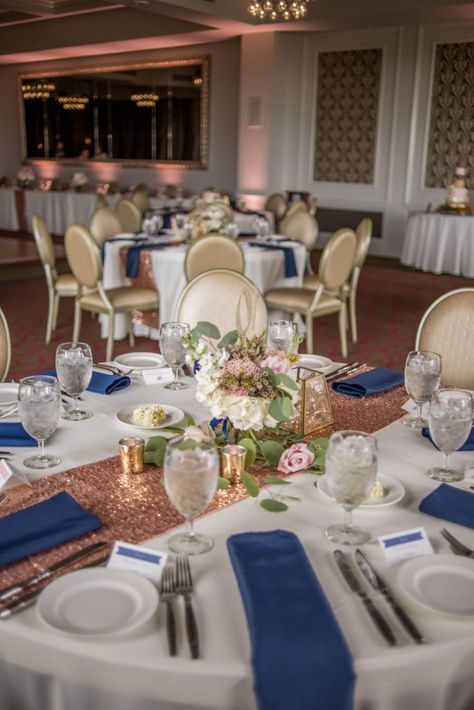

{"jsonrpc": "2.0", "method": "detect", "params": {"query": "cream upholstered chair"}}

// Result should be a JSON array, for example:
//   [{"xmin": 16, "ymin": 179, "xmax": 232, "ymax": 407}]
[
  {"xmin": 65, "ymin": 224, "xmax": 159, "ymax": 361},
  {"xmin": 177, "ymin": 269, "xmax": 267, "ymax": 337},
  {"xmin": 415, "ymin": 288, "xmax": 474, "ymax": 389},
  {"xmin": 284, "ymin": 199, "xmax": 308, "ymax": 220},
  {"xmin": 89, "ymin": 206, "xmax": 122, "ymax": 247},
  {"xmin": 131, "ymin": 185, "xmax": 150, "ymax": 214},
  {"xmin": 280, "ymin": 210, "xmax": 319, "ymax": 275},
  {"xmin": 115, "ymin": 198, "xmax": 142, "ymax": 233},
  {"xmin": 0, "ymin": 307, "xmax": 11, "ymax": 382},
  {"xmin": 32, "ymin": 213, "xmax": 79, "ymax": 343},
  {"xmin": 184, "ymin": 235, "xmax": 245, "ymax": 282},
  {"xmin": 264, "ymin": 193, "xmax": 287, "ymax": 226},
  {"xmin": 308, "ymin": 196, "xmax": 318, "ymax": 216},
  {"xmin": 265, "ymin": 228, "xmax": 357, "ymax": 356},
  {"xmin": 347, "ymin": 218, "xmax": 373, "ymax": 343}
]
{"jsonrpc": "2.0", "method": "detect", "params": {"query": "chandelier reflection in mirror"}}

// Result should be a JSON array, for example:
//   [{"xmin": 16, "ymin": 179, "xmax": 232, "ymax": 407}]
[{"xmin": 247, "ymin": 0, "xmax": 309, "ymax": 21}]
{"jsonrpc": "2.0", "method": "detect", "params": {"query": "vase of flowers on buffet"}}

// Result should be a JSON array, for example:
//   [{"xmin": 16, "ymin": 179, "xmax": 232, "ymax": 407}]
[
  {"xmin": 16, "ymin": 167, "xmax": 36, "ymax": 189},
  {"xmin": 70, "ymin": 171, "xmax": 90, "ymax": 192}
]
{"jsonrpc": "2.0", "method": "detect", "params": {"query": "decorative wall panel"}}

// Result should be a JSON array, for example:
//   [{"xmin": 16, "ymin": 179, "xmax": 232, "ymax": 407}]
[
  {"xmin": 425, "ymin": 42, "xmax": 474, "ymax": 189},
  {"xmin": 313, "ymin": 48, "xmax": 382, "ymax": 184}
]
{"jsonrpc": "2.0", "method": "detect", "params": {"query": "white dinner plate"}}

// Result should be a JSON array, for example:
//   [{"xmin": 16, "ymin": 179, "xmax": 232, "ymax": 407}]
[
  {"xmin": 293, "ymin": 354, "xmax": 333, "ymax": 373},
  {"xmin": 398, "ymin": 555, "xmax": 474, "ymax": 616},
  {"xmin": 0, "ymin": 383, "xmax": 18, "ymax": 407},
  {"xmin": 37, "ymin": 568, "xmax": 159, "ymax": 637},
  {"xmin": 317, "ymin": 473, "xmax": 405, "ymax": 508},
  {"xmin": 114, "ymin": 352, "xmax": 165, "ymax": 370},
  {"xmin": 116, "ymin": 403, "xmax": 184, "ymax": 430}
]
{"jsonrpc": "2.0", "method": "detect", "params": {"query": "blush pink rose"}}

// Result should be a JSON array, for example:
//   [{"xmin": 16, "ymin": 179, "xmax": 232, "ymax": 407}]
[
  {"xmin": 260, "ymin": 354, "xmax": 292, "ymax": 375},
  {"xmin": 277, "ymin": 442, "xmax": 315, "ymax": 474}
]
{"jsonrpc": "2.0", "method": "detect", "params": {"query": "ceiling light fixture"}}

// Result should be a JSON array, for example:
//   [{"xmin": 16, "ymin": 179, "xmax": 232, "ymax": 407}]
[
  {"xmin": 247, "ymin": 0, "xmax": 309, "ymax": 21},
  {"xmin": 22, "ymin": 81, "xmax": 55, "ymax": 99},
  {"xmin": 131, "ymin": 92, "xmax": 159, "ymax": 108},
  {"xmin": 57, "ymin": 96, "xmax": 89, "ymax": 110}
]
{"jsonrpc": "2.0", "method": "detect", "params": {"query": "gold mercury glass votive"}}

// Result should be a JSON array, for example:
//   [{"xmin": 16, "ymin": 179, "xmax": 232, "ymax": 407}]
[
  {"xmin": 119, "ymin": 437, "xmax": 145, "ymax": 475},
  {"xmin": 221, "ymin": 444, "xmax": 247, "ymax": 485}
]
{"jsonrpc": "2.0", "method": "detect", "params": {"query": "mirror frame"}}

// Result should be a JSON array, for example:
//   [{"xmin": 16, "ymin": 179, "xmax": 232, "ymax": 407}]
[{"xmin": 18, "ymin": 55, "xmax": 209, "ymax": 170}]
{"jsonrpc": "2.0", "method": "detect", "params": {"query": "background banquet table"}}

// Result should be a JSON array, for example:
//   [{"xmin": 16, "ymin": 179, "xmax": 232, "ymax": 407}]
[
  {"xmin": 22, "ymin": 191, "xmax": 122, "ymax": 235},
  {"xmin": 401, "ymin": 212, "xmax": 474, "ymax": 277},
  {"xmin": 101, "ymin": 237, "xmax": 307, "ymax": 339},
  {"xmin": 0, "ymin": 188, "xmax": 20, "ymax": 231},
  {"xmin": 0, "ymin": 377, "xmax": 474, "ymax": 710}
]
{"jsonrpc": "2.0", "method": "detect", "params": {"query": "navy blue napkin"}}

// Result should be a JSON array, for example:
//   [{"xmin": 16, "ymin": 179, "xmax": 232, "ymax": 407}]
[
  {"xmin": 0, "ymin": 423, "xmax": 36, "ymax": 447},
  {"xmin": 419, "ymin": 484, "xmax": 474, "ymax": 529},
  {"xmin": 0, "ymin": 492, "xmax": 102, "ymax": 567},
  {"xmin": 332, "ymin": 367, "xmax": 404, "ymax": 398},
  {"xmin": 248, "ymin": 242, "xmax": 298, "ymax": 278},
  {"xmin": 43, "ymin": 369, "xmax": 130, "ymax": 395},
  {"xmin": 126, "ymin": 242, "xmax": 173, "ymax": 278},
  {"xmin": 421, "ymin": 427, "xmax": 474, "ymax": 451},
  {"xmin": 227, "ymin": 530, "xmax": 355, "ymax": 710}
]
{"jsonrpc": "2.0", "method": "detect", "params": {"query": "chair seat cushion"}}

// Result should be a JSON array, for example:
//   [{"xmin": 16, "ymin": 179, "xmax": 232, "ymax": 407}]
[
  {"xmin": 302, "ymin": 274, "xmax": 321, "ymax": 290},
  {"xmin": 80, "ymin": 287, "xmax": 159, "ymax": 312},
  {"xmin": 265, "ymin": 288, "xmax": 341, "ymax": 315},
  {"xmin": 55, "ymin": 272, "xmax": 79, "ymax": 295}
]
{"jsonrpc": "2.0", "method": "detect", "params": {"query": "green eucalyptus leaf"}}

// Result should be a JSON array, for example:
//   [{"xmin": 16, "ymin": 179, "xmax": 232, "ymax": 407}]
[
  {"xmin": 308, "ymin": 437, "xmax": 329, "ymax": 452},
  {"xmin": 186, "ymin": 415, "xmax": 196, "ymax": 427},
  {"xmin": 265, "ymin": 475, "xmax": 291, "ymax": 486},
  {"xmin": 177, "ymin": 439, "xmax": 197, "ymax": 451},
  {"xmin": 217, "ymin": 329, "xmax": 238, "ymax": 349},
  {"xmin": 260, "ymin": 499, "xmax": 288, "ymax": 512},
  {"xmin": 268, "ymin": 397, "xmax": 287, "ymax": 422},
  {"xmin": 153, "ymin": 438, "xmax": 168, "ymax": 467},
  {"xmin": 260, "ymin": 440, "xmax": 285, "ymax": 466},
  {"xmin": 238, "ymin": 437, "xmax": 256, "ymax": 466},
  {"xmin": 275, "ymin": 373, "xmax": 299, "ymax": 391},
  {"xmin": 146, "ymin": 436, "xmax": 168, "ymax": 451},
  {"xmin": 195, "ymin": 321, "xmax": 221, "ymax": 339},
  {"xmin": 240, "ymin": 470, "xmax": 259, "ymax": 497},
  {"xmin": 217, "ymin": 476, "xmax": 230, "ymax": 490}
]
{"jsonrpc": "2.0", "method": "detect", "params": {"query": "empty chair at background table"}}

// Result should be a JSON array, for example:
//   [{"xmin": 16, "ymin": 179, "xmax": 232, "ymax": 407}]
[
  {"xmin": 89, "ymin": 206, "xmax": 122, "ymax": 247},
  {"xmin": 184, "ymin": 235, "xmax": 245, "ymax": 282},
  {"xmin": 116, "ymin": 199, "xmax": 142, "ymax": 233}
]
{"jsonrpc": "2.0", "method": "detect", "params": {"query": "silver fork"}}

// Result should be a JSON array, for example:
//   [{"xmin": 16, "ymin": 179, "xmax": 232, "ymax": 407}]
[
  {"xmin": 441, "ymin": 528, "xmax": 474, "ymax": 558},
  {"xmin": 160, "ymin": 566, "xmax": 178, "ymax": 656},
  {"xmin": 176, "ymin": 555, "xmax": 199, "ymax": 659}
]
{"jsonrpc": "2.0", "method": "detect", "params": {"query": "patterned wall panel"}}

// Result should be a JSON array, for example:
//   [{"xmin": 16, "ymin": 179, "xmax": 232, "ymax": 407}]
[
  {"xmin": 313, "ymin": 48, "xmax": 382, "ymax": 184},
  {"xmin": 425, "ymin": 42, "xmax": 474, "ymax": 189}
]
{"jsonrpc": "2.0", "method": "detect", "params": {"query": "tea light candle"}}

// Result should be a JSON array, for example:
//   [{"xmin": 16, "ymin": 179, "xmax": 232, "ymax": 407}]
[
  {"xmin": 221, "ymin": 444, "xmax": 247, "ymax": 485},
  {"xmin": 119, "ymin": 437, "xmax": 145, "ymax": 475}
]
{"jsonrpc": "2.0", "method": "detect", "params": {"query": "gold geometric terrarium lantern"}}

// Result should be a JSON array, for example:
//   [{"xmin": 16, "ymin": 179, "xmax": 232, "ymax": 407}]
[{"xmin": 283, "ymin": 367, "xmax": 333, "ymax": 437}]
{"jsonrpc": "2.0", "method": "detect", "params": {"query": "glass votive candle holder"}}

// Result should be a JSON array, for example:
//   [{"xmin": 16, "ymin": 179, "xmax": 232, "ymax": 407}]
[
  {"xmin": 221, "ymin": 444, "xmax": 247, "ymax": 485},
  {"xmin": 119, "ymin": 437, "xmax": 145, "ymax": 475}
]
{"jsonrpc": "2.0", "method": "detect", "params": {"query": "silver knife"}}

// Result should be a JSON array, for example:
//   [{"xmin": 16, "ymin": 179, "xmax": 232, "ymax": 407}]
[
  {"xmin": 326, "ymin": 363, "xmax": 363, "ymax": 383},
  {"xmin": 334, "ymin": 550, "xmax": 396, "ymax": 646},
  {"xmin": 0, "ymin": 541, "xmax": 109, "ymax": 603},
  {"xmin": 0, "ymin": 553, "xmax": 110, "ymax": 619},
  {"xmin": 355, "ymin": 549, "xmax": 426, "ymax": 645}
]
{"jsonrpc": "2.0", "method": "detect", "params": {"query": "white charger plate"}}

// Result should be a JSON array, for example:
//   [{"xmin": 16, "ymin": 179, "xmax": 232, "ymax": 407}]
[
  {"xmin": 114, "ymin": 352, "xmax": 165, "ymax": 371},
  {"xmin": 37, "ymin": 568, "xmax": 158, "ymax": 637},
  {"xmin": 398, "ymin": 555, "xmax": 474, "ymax": 616},
  {"xmin": 293, "ymin": 355, "xmax": 333, "ymax": 373},
  {"xmin": 317, "ymin": 473, "xmax": 405, "ymax": 508},
  {"xmin": 0, "ymin": 383, "xmax": 19, "ymax": 407},
  {"xmin": 116, "ymin": 403, "xmax": 184, "ymax": 430}
]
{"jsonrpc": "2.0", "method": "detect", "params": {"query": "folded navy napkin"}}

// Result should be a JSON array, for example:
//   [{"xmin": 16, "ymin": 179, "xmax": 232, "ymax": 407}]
[
  {"xmin": 126, "ymin": 242, "xmax": 173, "ymax": 278},
  {"xmin": 0, "ymin": 492, "xmax": 102, "ymax": 567},
  {"xmin": 227, "ymin": 530, "xmax": 355, "ymax": 710},
  {"xmin": 332, "ymin": 367, "xmax": 404, "ymax": 398},
  {"xmin": 421, "ymin": 427, "xmax": 474, "ymax": 451},
  {"xmin": 419, "ymin": 484, "xmax": 474, "ymax": 529},
  {"xmin": 43, "ymin": 369, "xmax": 130, "ymax": 395},
  {"xmin": 0, "ymin": 423, "xmax": 36, "ymax": 447},
  {"xmin": 248, "ymin": 242, "xmax": 298, "ymax": 278}
]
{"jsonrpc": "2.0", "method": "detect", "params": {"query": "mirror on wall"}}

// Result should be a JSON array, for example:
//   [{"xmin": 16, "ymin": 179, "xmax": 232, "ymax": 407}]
[{"xmin": 19, "ymin": 57, "xmax": 209, "ymax": 169}]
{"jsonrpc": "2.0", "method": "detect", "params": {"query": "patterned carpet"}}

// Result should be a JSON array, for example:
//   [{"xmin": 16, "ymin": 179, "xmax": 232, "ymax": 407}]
[{"xmin": 0, "ymin": 263, "xmax": 469, "ymax": 380}]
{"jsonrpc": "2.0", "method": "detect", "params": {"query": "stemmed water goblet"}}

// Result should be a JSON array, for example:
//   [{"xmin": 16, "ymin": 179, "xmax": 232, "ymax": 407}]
[
  {"xmin": 267, "ymin": 319, "xmax": 299, "ymax": 355},
  {"xmin": 253, "ymin": 216, "xmax": 270, "ymax": 241},
  {"xmin": 56, "ymin": 342, "xmax": 93, "ymax": 420},
  {"xmin": 174, "ymin": 213, "xmax": 187, "ymax": 230},
  {"xmin": 403, "ymin": 350, "xmax": 442, "ymax": 428},
  {"xmin": 325, "ymin": 430, "xmax": 378, "ymax": 546},
  {"xmin": 18, "ymin": 375, "xmax": 61, "ymax": 469},
  {"xmin": 159, "ymin": 322, "xmax": 191, "ymax": 390},
  {"xmin": 427, "ymin": 389, "xmax": 473, "ymax": 482},
  {"xmin": 163, "ymin": 435, "xmax": 219, "ymax": 554}
]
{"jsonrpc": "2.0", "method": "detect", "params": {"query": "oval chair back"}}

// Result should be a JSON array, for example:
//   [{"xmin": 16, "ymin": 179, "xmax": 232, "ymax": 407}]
[
  {"xmin": 280, "ymin": 210, "xmax": 318, "ymax": 252},
  {"xmin": 284, "ymin": 199, "xmax": 308, "ymax": 220},
  {"xmin": 318, "ymin": 229, "xmax": 357, "ymax": 292},
  {"xmin": 65, "ymin": 224, "xmax": 102, "ymax": 290},
  {"xmin": 89, "ymin": 206, "xmax": 122, "ymax": 247},
  {"xmin": 116, "ymin": 198, "xmax": 142, "ymax": 233},
  {"xmin": 0, "ymin": 307, "xmax": 11, "ymax": 382},
  {"xmin": 264, "ymin": 193, "xmax": 287, "ymax": 222},
  {"xmin": 131, "ymin": 188, "xmax": 150, "ymax": 214},
  {"xmin": 184, "ymin": 235, "xmax": 245, "ymax": 282},
  {"xmin": 32, "ymin": 213, "xmax": 55, "ymax": 269},
  {"xmin": 354, "ymin": 218, "xmax": 373, "ymax": 270}
]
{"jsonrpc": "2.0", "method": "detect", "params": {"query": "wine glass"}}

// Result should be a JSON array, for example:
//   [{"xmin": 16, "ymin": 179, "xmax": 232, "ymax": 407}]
[
  {"xmin": 253, "ymin": 216, "xmax": 270, "ymax": 240},
  {"xmin": 159, "ymin": 322, "xmax": 191, "ymax": 390},
  {"xmin": 427, "ymin": 389, "xmax": 473, "ymax": 482},
  {"xmin": 164, "ymin": 435, "xmax": 219, "ymax": 554},
  {"xmin": 325, "ymin": 430, "xmax": 377, "ymax": 546},
  {"xmin": 174, "ymin": 213, "xmax": 187, "ymax": 230},
  {"xmin": 56, "ymin": 342, "xmax": 93, "ymax": 420},
  {"xmin": 267, "ymin": 320, "xmax": 299, "ymax": 355},
  {"xmin": 403, "ymin": 350, "xmax": 442, "ymax": 428},
  {"xmin": 18, "ymin": 375, "xmax": 61, "ymax": 469}
]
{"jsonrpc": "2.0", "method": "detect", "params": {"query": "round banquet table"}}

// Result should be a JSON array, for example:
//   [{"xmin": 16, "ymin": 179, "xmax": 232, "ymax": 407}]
[
  {"xmin": 0, "ymin": 188, "xmax": 20, "ymax": 231},
  {"xmin": 401, "ymin": 212, "xmax": 474, "ymax": 277},
  {"xmin": 101, "ymin": 237, "xmax": 307, "ymax": 340},
  {"xmin": 0, "ymin": 378, "xmax": 474, "ymax": 710}
]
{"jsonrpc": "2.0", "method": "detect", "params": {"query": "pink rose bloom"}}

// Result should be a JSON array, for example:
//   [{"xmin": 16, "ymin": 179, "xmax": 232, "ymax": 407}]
[
  {"xmin": 277, "ymin": 443, "xmax": 315, "ymax": 474},
  {"xmin": 260, "ymin": 354, "xmax": 292, "ymax": 375}
]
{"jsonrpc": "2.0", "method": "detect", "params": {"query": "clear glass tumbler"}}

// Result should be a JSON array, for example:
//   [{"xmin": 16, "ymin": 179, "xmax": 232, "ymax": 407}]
[
  {"xmin": 56, "ymin": 342, "xmax": 93, "ymax": 421},
  {"xmin": 428, "ymin": 389, "xmax": 473, "ymax": 482}
]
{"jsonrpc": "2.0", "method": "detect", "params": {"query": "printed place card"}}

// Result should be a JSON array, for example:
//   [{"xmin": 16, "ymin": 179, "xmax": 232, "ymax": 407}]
[
  {"xmin": 107, "ymin": 541, "xmax": 168, "ymax": 583},
  {"xmin": 378, "ymin": 527, "xmax": 434, "ymax": 566},
  {"xmin": 143, "ymin": 367, "xmax": 174, "ymax": 385},
  {"xmin": 0, "ymin": 460, "xmax": 31, "ymax": 489}
]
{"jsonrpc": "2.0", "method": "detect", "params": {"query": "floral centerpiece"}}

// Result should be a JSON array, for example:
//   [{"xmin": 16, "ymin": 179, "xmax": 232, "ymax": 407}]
[
  {"xmin": 70, "ymin": 171, "xmax": 90, "ymax": 192},
  {"xmin": 16, "ymin": 167, "xmax": 36, "ymax": 189},
  {"xmin": 188, "ymin": 204, "xmax": 232, "ymax": 238}
]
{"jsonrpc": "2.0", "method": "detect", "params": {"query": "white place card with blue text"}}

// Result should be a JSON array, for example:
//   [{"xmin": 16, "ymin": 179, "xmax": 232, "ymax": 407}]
[
  {"xmin": 107, "ymin": 541, "xmax": 168, "ymax": 583},
  {"xmin": 378, "ymin": 527, "xmax": 434, "ymax": 566}
]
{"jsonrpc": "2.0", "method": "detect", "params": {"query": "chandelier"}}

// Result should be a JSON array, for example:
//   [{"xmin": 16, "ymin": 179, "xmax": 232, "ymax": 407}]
[
  {"xmin": 131, "ymin": 92, "xmax": 159, "ymax": 108},
  {"xmin": 21, "ymin": 81, "xmax": 55, "ymax": 100},
  {"xmin": 247, "ymin": 0, "xmax": 309, "ymax": 21},
  {"xmin": 57, "ymin": 96, "xmax": 89, "ymax": 110}
]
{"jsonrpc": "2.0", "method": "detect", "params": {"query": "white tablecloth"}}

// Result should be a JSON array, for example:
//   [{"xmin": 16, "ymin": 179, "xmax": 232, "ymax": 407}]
[
  {"xmin": 101, "ymin": 237, "xmax": 307, "ymax": 339},
  {"xmin": 0, "ymin": 188, "xmax": 19, "ymax": 231},
  {"xmin": 1, "ymin": 379, "xmax": 474, "ymax": 710},
  {"xmin": 23, "ymin": 191, "xmax": 122, "ymax": 235},
  {"xmin": 401, "ymin": 212, "xmax": 474, "ymax": 277}
]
